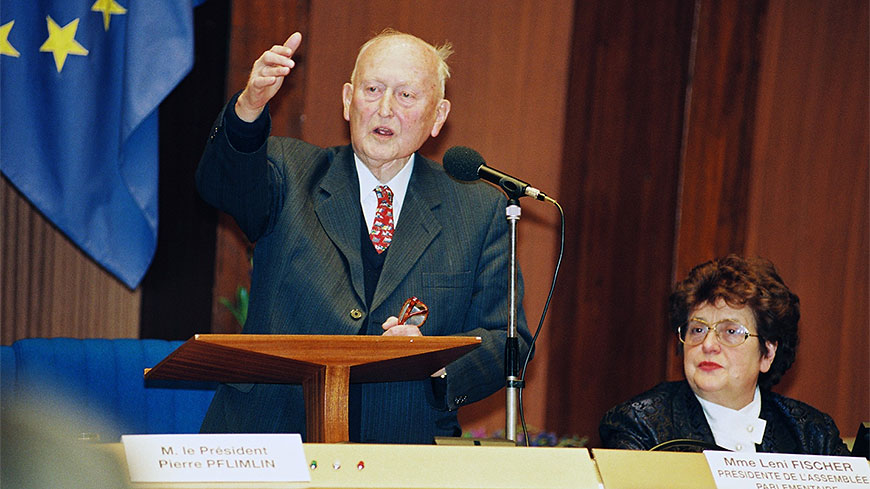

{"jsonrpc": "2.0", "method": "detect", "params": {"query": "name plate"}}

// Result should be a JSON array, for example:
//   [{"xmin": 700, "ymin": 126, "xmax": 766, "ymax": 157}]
[
  {"xmin": 704, "ymin": 451, "xmax": 870, "ymax": 489},
  {"xmin": 121, "ymin": 433, "xmax": 310, "ymax": 483}
]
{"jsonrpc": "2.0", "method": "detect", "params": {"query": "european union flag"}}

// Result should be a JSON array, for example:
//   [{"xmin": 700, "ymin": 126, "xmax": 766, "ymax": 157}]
[{"xmin": 0, "ymin": 1, "xmax": 197, "ymax": 288}]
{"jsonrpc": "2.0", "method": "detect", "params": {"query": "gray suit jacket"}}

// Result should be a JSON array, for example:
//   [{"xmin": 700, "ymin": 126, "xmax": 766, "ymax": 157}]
[{"xmin": 195, "ymin": 102, "xmax": 531, "ymax": 443}]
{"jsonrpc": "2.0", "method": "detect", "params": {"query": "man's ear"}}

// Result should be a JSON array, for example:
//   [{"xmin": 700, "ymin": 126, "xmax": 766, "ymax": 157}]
[
  {"xmin": 760, "ymin": 340, "xmax": 778, "ymax": 373},
  {"xmin": 342, "ymin": 83, "xmax": 353, "ymax": 121},
  {"xmin": 430, "ymin": 99, "xmax": 451, "ymax": 137}
]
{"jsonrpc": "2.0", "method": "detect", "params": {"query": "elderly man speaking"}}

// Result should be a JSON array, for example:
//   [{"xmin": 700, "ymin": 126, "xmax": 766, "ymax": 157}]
[{"xmin": 195, "ymin": 29, "xmax": 532, "ymax": 444}]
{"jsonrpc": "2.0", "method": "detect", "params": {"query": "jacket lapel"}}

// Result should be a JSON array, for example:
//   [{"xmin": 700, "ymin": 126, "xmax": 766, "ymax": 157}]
[
  {"xmin": 370, "ymin": 156, "xmax": 443, "ymax": 312},
  {"xmin": 314, "ymin": 146, "xmax": 366, "ymax": 304},
  {"xmin": 676, "ymin": 381, "xmax": 719, "ymax": 446},
  {"xmin": 757, "ymin": 390, "xmax": 795, "ymax": 453}
]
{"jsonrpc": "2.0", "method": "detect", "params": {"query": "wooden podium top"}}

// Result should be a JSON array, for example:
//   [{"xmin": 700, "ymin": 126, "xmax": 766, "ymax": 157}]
[
  {"xmin": 145, "ymin": 334, "xmax": 482, "ymax": 384},
  {"xmin": 143, "ymin": 334, "xmax": 482, "ymax": 443}
]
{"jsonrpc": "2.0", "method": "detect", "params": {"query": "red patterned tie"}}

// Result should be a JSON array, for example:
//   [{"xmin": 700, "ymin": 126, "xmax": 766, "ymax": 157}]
[{"xmin": 369, "ymin": 185, "xmax": 394, "ymax": 253}]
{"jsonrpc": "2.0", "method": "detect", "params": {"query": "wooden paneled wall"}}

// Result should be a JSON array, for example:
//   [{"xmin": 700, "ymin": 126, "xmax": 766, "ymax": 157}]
[
  {"xmin": 741, "ymin": 0, "xmax": 869, "ymax": 437},
  {"xmin": 1, "ymin": 177, "xmax": 140, "ymax": 343},
  {"xmin": 665, "ymin": 0, "xmax": 770, "ymax": 378},
  {"xmin": 547, "ymin": 0, "xmax": 696, "ymax": 443},
  {"xmin": 550, "ymin": 0, "xmax": 868, "ymax": 444}
]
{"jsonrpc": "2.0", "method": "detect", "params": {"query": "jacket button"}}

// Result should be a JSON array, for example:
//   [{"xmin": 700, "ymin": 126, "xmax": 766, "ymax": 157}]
[{"xmin": 349, "ymin": 309, "xmax": 363, "ymax": 320}]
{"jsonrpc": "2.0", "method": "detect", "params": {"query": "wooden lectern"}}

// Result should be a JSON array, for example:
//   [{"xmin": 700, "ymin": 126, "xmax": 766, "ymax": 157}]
[{"xmin": 144, "ymin": 334, "xmax": 481, "ymax": 443}]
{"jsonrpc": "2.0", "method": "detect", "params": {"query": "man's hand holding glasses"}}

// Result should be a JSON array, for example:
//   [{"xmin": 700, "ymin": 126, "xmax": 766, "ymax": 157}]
[
  {"xmin": 381, "ymin": 297, "xmax": 445, "ymax": 378},
  {"xmin": 381, "ymin": 296, "xmax": 429, "ymax": 337}
]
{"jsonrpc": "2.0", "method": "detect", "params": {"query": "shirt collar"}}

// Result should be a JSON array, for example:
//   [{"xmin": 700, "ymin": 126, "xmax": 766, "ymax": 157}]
[
  {"xmin": 355, "ymin": 153, "xmax": 414, "ymax": 229},
  {"xmin": 696, "ymin": 386, "xmax": 766, "ymax": 452}
]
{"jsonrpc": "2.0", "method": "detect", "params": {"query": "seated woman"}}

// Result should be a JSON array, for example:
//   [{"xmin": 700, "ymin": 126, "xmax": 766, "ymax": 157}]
[{"xmin": 599, "ymin": 254, "xmax": 850, "ymax": 454}]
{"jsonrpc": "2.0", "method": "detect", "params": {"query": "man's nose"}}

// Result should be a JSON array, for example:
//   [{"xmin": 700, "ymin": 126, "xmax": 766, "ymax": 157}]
[{"xmin": 378, "ymin": 91, "xmax": 393, "ymax": 117}]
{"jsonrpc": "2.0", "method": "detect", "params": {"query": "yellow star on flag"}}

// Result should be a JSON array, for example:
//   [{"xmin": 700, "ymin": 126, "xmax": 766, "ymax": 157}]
[
  {"xmin": 1, "ymin": 20, "xmax": 19, "ymax": 57},
  {"xmin": 92, "ymin": 0, "xmax": 127, "ymax": 31},
  {"xmin": 39, "ymin": 16, "xmax": 89, "ymax": 73}
]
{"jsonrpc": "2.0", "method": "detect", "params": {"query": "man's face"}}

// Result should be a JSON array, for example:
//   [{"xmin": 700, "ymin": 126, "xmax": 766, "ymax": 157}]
[{"xmin": 342, "ymin": 36, "xmax": 450, "ymax": 174}]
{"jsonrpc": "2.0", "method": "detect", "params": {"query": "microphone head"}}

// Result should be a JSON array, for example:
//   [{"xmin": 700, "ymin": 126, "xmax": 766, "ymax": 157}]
[{"xmin": 443, "ymin": 146, "xmax": 485, "ymax": 181}]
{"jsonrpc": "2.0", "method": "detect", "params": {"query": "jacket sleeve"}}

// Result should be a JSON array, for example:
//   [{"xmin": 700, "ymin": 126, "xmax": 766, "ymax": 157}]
[
  {"xmin": 438, "ymin": 190, "xmax": 533, "ymax": 411},
  {"xmin": 807, "ymin": 410, "xmax": 852, "ymax": 456},
  {"xmin": 194, "ymin": 95, "xmax": 285, "ymax": 242},
  {"xmin": 599, "ymin": 404, "xmax": 658, "ymax": 450}
]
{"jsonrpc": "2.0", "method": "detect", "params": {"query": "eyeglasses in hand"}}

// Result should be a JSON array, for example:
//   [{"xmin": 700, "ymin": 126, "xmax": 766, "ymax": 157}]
[{"xmin": 398, "ymin": 296, "xmax": 429, "ymax": 327}]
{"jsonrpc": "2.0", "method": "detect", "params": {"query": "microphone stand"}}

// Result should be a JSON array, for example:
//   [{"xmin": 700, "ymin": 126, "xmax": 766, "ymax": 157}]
[{"xmin": 504, "ymin": 197, "xmax": 521, "ymax": 443}]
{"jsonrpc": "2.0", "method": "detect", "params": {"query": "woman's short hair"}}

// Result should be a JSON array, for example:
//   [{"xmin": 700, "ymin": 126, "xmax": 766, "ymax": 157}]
[{"xmin": 669, "ymin": 254, "xmax": 800, "ymax": 389}]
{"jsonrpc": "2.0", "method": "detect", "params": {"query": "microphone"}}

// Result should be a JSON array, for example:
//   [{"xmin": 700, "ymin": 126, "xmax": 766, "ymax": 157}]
[{"xmin": 443, "ymin": 146, "xmax": 556, "ymax": 203}]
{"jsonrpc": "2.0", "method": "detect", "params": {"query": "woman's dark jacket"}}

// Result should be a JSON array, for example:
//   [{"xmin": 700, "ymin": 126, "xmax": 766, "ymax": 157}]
[{"xmin": 599, "ymin": 381, "xmax": 851, "ymax": 455}]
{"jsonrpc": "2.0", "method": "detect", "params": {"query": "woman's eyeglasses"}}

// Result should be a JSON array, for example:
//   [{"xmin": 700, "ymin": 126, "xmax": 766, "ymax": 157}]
[{"xmin": 678, "ymin": 318, "xmax": 760, "ymax": 347}]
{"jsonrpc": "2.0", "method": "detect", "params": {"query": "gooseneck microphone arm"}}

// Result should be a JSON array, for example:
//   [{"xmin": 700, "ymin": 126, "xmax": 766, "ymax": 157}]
[{"xmin": 442, "ymin": 146, "xmax": 557, "ymax": 204}]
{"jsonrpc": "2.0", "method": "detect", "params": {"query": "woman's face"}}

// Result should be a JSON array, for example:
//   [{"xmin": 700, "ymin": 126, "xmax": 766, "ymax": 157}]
[{"xmin": 683, "ymin": 299, "xmax": 777, "ymax": 410}]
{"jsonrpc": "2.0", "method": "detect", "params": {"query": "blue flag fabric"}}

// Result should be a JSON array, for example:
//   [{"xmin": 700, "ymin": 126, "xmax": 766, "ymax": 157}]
[{"xmin": 1, "ymin": 1, "xmax": 197, "ymax": 289}]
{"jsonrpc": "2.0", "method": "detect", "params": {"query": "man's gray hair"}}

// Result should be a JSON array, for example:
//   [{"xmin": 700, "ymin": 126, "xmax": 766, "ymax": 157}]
[{"xmin": 350, "ymin": 28, "xmax": 453, "ymax": 99}]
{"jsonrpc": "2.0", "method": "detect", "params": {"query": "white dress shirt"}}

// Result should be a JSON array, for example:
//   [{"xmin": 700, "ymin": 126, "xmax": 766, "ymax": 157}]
[{"xmin": 355, "ymin": 154, "xmax": 414, "ymax": 232}]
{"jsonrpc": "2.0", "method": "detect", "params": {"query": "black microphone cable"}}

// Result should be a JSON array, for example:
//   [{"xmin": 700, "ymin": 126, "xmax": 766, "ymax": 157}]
[{"xmin": 517, "ymin": 199, "xmax": 564, "ymax": 447}]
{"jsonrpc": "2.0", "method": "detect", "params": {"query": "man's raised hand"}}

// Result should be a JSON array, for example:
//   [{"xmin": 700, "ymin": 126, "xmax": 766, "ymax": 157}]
[{"xmin": 235, "ymin": 32, "xmax": 303, "ymax": 122}]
